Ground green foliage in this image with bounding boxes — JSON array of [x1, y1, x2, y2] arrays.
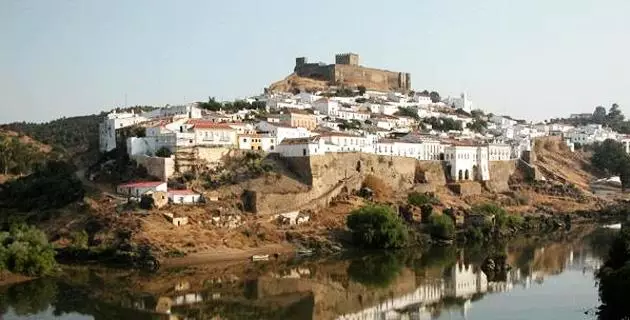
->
[[408, 192, 439, 206], [592, 106, 607, 124], [395, 106, 420, 120], [591, 139, 630, 190], [0, 134, 48, 176], [357, 85, 367, 96], [347, 253, 403, 288], [428, 214, 455, 240], [420, 204, 433, 222], [422, 117, 463, 131], [0, 161, 84, 212], [70, 230, 89, 250], [338, 119, 362, 131], [597, 225, 630, 319], [471, 203, 506, 217], [429, 91, 441, 103], [155, 146, 172, 158], [466, 118, 488, 133], [471, 202, 522, 229], [346, 205, 409, 249], [0, 224, 57, 276], [1, 114, 104, 157]]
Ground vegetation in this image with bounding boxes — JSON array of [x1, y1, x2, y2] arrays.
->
[[154, 146, 172, 158], [591, 139, 630, 189], [0, 161, 84, 212], [0, 133, 49, 175], [422, 117, 463, 131], [197, 97, 265, 113], [347, 253, 403, 288], [338, 119, 362, 131], [408, 192, 439, 206], [1, 114, 103, 157], [427, 214, 455, 240], [395, 106, 420, 120], [346, 205, 409, 249], [0, 224, 57, 276], [596, 224, 630, 319], [471, 202, 523, 230], [429, 91, 441, 103]]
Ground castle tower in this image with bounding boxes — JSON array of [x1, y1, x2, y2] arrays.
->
[[335, 53, 359, 66]]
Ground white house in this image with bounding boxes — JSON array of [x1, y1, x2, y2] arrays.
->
[[318, 132, 373, 153], [117, 181, 168, 197], [313, 98, 340, 117], [490, 115, 518, 128], [142, 104, 203, 120], [488, 143, 512, 161], [565, 124, 617, 145], [337, 108, 371, 121], [237, 133, 277, 152], [168, 190, 202, 204], [444, 144, 490, 181], [256, 121, 311, 143], [99, 111, 148, 152], [276, 136, 325, 157], [188, 120, 238, 147]]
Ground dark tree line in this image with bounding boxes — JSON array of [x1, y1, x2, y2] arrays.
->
[[591, 139, 630, 190], [596, 225, 630, 319], [423, 117, 463, 131], [197, 97, 266, 113]]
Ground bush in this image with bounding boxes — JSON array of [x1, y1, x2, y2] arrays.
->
[[472, 202, 522, 229], [70, 230, 89, 249], [408, 192, 439, 206], [0, 224, 57, 276], [346, 205, 409, 249], [420, 204, 433, 222], [428, 214, 455, 240], [155, 147, 172, 158]]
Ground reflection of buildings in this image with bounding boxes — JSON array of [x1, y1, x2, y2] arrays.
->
[[444, 263, 487, 298]]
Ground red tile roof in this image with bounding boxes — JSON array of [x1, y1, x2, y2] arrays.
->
[[118, 181, 165, 188], [187, 120, 235, 129], [168, 189, 199, 196]]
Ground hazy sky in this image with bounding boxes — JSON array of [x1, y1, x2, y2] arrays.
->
[[2, 0, 630, 123]]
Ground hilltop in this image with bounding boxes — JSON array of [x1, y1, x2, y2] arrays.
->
[[268, 73, 330, 93]]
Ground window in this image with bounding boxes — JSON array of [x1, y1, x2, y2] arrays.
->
[[243, 138, 247, 142]]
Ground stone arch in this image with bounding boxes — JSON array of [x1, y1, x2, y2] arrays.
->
[[464, 169, 470, 180], [458, 170, 463, 181]]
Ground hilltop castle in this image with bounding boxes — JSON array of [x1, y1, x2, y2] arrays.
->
[[293, 53, 411, 92]]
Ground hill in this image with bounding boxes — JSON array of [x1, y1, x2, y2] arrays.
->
[[268, 73, 331, 93]]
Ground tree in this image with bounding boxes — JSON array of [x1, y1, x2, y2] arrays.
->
[[591, 139, 630, 176], [597, 225, 630, 318], [429, 91, 441, 103], [155, 147, 172, 158], [428, 214, 455, 240], [395, 107, 420, 120], [0, 224, 57, 276], [357, 85, 366, 96], [593, 106, 607, 124], [606, 103, 625, 127], [346, 205, 409, 249]]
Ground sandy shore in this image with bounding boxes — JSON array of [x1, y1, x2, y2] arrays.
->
[[0, 271, 34, 287], [160, 243, 296, 267]]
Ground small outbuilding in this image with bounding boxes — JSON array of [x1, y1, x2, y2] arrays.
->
[[117, 181, 168, 197], [168, 190, 202, 204]]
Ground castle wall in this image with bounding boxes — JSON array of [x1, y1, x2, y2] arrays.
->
[[132, 155, 175, 181], [333, 64, 410, 92]]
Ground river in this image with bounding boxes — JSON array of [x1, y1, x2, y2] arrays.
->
[[0, 225, 617, 320]]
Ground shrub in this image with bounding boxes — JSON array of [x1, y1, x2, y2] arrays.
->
[[346, 205, 409, 249], [408, 192, 439, 206], [70, 230, 89, 249], [428, 214, 455, 240], [420, 204, 433, 222], [155, 147, 172, 158], [0, 224, 57, 276], [472, 202, 522, 229]]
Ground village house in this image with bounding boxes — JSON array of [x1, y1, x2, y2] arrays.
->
[[488, 143, 512, 161], [99, 111, 149, 152], [237, 133, 277, 151], [256, 121, 311, 143], [279, 111, 318, 130], [444, 143, 490, 181], [375, 137, 444, 160], [168, 190, 202, 204], [313, 98, 340, 117], [318, 132, 373, 153], [117, 181, 168, 197], [187, 120, 238, 147], [565, 124, 617, 145], [337, 108, 371, 121], [443, 92, 474, 113], [275, 136, 325, 157], [490, 115, 518, 128]]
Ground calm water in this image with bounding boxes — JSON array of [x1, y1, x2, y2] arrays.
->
[[0, 226, 616, 320]]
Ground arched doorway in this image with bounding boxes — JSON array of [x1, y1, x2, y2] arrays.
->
[[472, 165, 479, 180], [464, 169, 470, 180], [458, 170, 463, 181]]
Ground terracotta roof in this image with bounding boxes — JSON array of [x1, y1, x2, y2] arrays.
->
[[279, 136, 320, 145], [318, 132, 361, 138], [168, 189, 199, 196], [187, 120, 235, 129], [118, 181, 165, 188]]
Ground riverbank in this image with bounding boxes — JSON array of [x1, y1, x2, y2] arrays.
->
[[161, 243, 295, 267], [0, 270, 33, 287]]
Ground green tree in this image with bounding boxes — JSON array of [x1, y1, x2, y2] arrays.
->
[[428, 214, 455, 240], [606, 103, 624, 127], [347, 253, 403, 288], [429, 91, 441, 103], [395, 107, 420, 120], [357, 85, 366, 96], [591, 139, 630, 176], [592, 106, 607, 124], [155, 147, 172, 158], [0, 224, 57, 276], [408, 192, 439, 206], [597, 225, 630, 319], [346, 205, 409, 249]]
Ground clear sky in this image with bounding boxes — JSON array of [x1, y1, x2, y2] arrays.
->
[[2, 0, 630, 123]]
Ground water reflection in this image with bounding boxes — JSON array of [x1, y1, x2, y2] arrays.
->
[[0, 226, 615, 320]]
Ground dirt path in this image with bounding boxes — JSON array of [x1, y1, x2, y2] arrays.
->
[[161, 243, 295, 267]]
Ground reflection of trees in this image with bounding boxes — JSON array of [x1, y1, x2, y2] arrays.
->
[[4, 278, 57, 316], [347, 253, 403, 288], [597, 226, 630, 319]]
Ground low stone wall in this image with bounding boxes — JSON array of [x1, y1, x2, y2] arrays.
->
[[415, 160, 447, 185], [132, 155, 174, 181], [448, 182, 483, 196]]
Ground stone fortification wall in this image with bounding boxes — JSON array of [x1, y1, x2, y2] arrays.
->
[[132, 155, 174, 181], [333, 64, 410, 92], [486, 160, 518, 192], [415, 161, 447, 185]]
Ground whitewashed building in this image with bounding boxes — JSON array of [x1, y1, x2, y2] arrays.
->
[[168, 190, 202, 204], [116, 181, 168, 197], [256, 121, 311, 143], [313, 98, 340, 117], [488, 143, 512, 161], [99, 111, 148, 152], [444, 144, 490, 181], [237, 133, 277, 152], [275, 136, 325, 157], [443, 92, 474, 113]]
